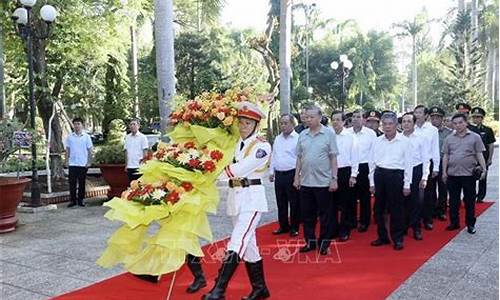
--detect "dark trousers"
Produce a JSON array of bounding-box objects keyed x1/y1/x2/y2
[
  {"x1": 422, "y1": 160, "x2": 435, "y2": 225},
  {"x1": 405, "y1": 164, "x2": 424, "y2": 230},
  {"x1": 274, "y1": 169, "x2": 300, "y2": 232},
  {"x1": 127, "y1": 168, "x2": 141, "y2": 184},
  {"x1": 69, "y1": 166, "x2": 87, "y2": 205},
  {"x1": 447, "y1": 176, "x2": 477, "y2": 227},
  {"x1": 434, "y1": 161, "x2": 448, "y2": 216},
  {"x1": 300, "y1": 186, "x2": 332, "y2": 250},
  {"x1": 332, "y1": 167, "x2": 353, "y2": 237},
  {"x1": 354, "y1": 163, "x2": 371, "y2": 227},
  {"x1": 477, "y1": 166, "x2": 488, "y2": 201},
  {"x1": 374, "y1": 168, "x2": 405, "y2": 244}
]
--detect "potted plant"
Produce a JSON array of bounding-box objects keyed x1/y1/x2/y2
[
  {"x1": 95, "y1": 119, "x2": 128, "y2": 199},
  {"x1": 0, "y1": 118, "x2": 31, "y2": 233}
]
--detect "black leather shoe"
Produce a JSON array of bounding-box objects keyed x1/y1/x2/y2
[
  {"x1": 338, "y1": 234, "x2": 349, "y2": 242},
  {"x1": 446, "y1": 224, "x2": 460, "y2": 231},
  {"x1": 476, "y1": 199, "x2": 484, "y2": 203},
  {"x1": 413, "y1": 230, "x2": 423, "y2": 241},
  {"x1": 357, "y1": 225, "x2": 368, "y2": 232},
  {"x1": 202, "y1": 251, "x2": 240, "y2": 300},
  {"x1": 319, "y1": 248, "x2": 329, "y2": 255},
  {"x1": 133, "y1": 274, "x2": 159, "y2": 283},
  {"x1": 437, "y1": 214, "x2": 447, "y2": 221},
  {"x1": 272, "y1": 228, "x2": 289, "y2": 235},
  {"x1": 393, "y1": 242, "x2": 404, "y2": 251},
  {"x1": 78, "y1": 203, "x2": 86, "y2": 207},
  {"x1": 423, "y1": 223, "x2": 433, "y2": 231},
  {"x1": 299, "y1": 245, "x2": 316, "y2": 253},
  {"x1": 67, "y1": 202, "x2": 76, "y2": 208},
  {"x1": 289, "y1": 230, "x2": 299, "y2": 237},
  {"x1": 370, "y1": 239, "x2": 390, "y2": 247},
  {"x1": 467, "y1": 226, "x2": 476, "y2": 234}
]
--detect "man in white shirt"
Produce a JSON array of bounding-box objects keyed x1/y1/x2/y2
[
  {"x1": 401, "y1": 113, "x2": 430, "y2": 241},
  {"x1": 65, "y1": 117, "x2": 93, "y2": 207},
  {"x1": 347, "y1": 109, "x2": 377, "y2": 232},
  {"x1": 331, "y1": 111, "x2": 358, "y2": 241},
  {"x1": 124, "y1": 119, "x2": 149, "y2": 183},
  {"x1": 369, "y1": 111, "x2": 412, "y2": 251},
  {"x1": 269, "y1": 114, "x2": 300, "y2": 237},
  {"x1": 414, "y1": 105, "x2": 440, "y2": 231}
]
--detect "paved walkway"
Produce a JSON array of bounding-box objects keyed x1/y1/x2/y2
[{"x1": 1, "y1": 151, "x2": 498, "y2": 300}]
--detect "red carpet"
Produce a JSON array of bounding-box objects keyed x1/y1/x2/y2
[{"x1": 54, "y1": 202, "x2": 493, "y2": 300}]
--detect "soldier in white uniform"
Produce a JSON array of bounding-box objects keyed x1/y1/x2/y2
[{"x1": 203, "y1": 101, "x2": 271, "y2": 300}]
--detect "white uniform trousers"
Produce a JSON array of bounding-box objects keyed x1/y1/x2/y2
[{"x1": 227, "y1": 211, "x2": 262, "y2": 262}]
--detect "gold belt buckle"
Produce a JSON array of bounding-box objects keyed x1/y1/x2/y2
[{"x1": 230, "y1": 178, "x2": 242, "y2": 187}]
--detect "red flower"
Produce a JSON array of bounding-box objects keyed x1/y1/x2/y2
[
  {"x1": 184, "y1": 141, "x2": 196, "y2": 149},
  {"x1": 166, "y1": 191, "x2": 180, "y2": 203},
  {"x1": 202, "y1": 161, "x2": 216, "y2": 172},
  {"x1": 210, "y1": 150, "x2": 223, "y2": 161},
  {"x1": 188, "y1": 159, "x2": 200, "y2": 168},
  {"x1": 181, "y1": 182, "x2": 193, "y2": 192}
]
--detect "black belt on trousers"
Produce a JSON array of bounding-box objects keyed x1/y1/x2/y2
[
  {"x1": 275, "y1": 169, "x2": 295, "y2": 175},
  {"x1": 229, "y1": 178, "x2": 262, "y2": 188}
]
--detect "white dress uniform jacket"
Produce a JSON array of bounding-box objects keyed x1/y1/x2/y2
[{"x1": 219, "y1": 134, "x2": 272, "y2": 216}]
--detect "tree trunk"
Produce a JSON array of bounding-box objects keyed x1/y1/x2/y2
[
  {"x1": 471, "y1": 0, "x2": 479, "y2": 43},
  {"x1": 412, "y1": 36, "x2": 417, "y2": 107},
  {"x1": 494, "y1": 47, "x2": 499, "y2": 120},
  {"x1": 279, "y1": 0, "x2": 291, "y2": 114},
  {"x1": 32, "y1": 28, "x2": 65, "y2": 179},
  {"x1": 130, "y1": 25, "x2": 139, "y2": 118},
  {"x1": 458, "y1": 0, "x2": 465, "y2": 12},
  {"x1": 0, "y1": 25, "x2": 5, "y2": 118},
  {"x1": 154, "y1": 0, "x2": 175, "y2": 138}
]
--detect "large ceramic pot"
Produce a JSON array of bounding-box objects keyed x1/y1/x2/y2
[
  {"x1": 98, "y1": 164, "x2": 129, "y2": 199},
  {"x1": 0, "y1": 177, "x2": 31, "y2": 233}
]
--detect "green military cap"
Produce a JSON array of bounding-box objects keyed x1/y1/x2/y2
[
  {"x1": 429, "y1": 106, "x2": 445, "y2": 117},
  {"x1": 471, "y1": 107, "x2": 486, "y2": 117}
]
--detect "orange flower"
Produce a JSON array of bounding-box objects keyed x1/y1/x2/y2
[
  {"x1": 184, "y1": 141, "x2": 196, "y2": 149},
  {"x1": 166, "y1": 191, "x2": 180, "y2": 203},
  {"x1": 210, "y1": 150, "x2": 223, "y2": 161},
  {"x1": 188, "y1": 158, "x2": 200, "y2": 168}
]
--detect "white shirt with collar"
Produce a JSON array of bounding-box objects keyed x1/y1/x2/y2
[
  {"x1": 269, "y1": 130, "x2": 298, "y2": 175},
  {"x1": 65, "y1": 132, "x2": 93, "y2": 167},
  {"x1": 404, "y1": 131, "x2": 430, "y2": 180},
  {"x1": 369, "y1": 132, "x2": 413, "y2": 189},
  {"x1": 415, "y1": 121, "x2": 440, "y2": 173},
  {"x1": 333, "y1": 127, "x2": 359, "y2": 177},
  {"x1": 124, "y1": 131, "x2": 149, "y2": 169},
  {"x1": 346, "y1": 126, "x2": 376, "y2": 164}
]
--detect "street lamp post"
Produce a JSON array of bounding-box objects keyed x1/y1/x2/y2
[
  {"x1": 12, "y1": 0, "x2": 57, "y2": 207},
  {"x1": 330, "y1": 54, "x2": 353, "y2": 112}
]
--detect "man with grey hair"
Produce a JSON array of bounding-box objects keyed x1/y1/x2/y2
[
  {"x1": 270, "y1": 113, "x2": 301, "y2": 237},
  {"x1": 369, "y1": 111, "x2": 412, "y2": 251},
  {"x1": 294, "y1": 105, "x2": 339, "y2": 255}
]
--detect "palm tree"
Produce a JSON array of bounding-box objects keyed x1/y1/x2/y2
[
  {"x1": 279, "y1": 0, "x2": 292, "y2": 114},
  {"x1": 393, "y1": 16, "x2": 428, "y2": 107},
  {"x1": 154, "y1": 0, "x2": 175, "y2": 137}
]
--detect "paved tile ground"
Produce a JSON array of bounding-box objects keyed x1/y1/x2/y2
[{"x1": 1, "y1": 150, "x2": 498, "y2": 300}]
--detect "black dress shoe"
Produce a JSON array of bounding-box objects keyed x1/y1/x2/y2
[
  {"x1": 133, "y1": 274, "x2": 159, "y2": 283},
  {"x1": 78, "y1": 203, "x2": 86, "y2": 207},
  {"x1": 437, "y1": 214, "x2": 447, "y2": 221},
  {"x1": 467, "y1": 226, "x2": 476, "y2": 234},
  {"x1": 413, "y1": 230, "x2": 423, "y2": 241},
  {"x1": 338, "y1": 234, "x2": 349, "y2": 242},
  {"x1": 370, "y1": 239, "x2": 390, "y2": 247},
  {"x1": 289, "y1": 230, "x2": 299, "y2": 237},
  {"x1": 393, "y1": 242, "x2": 404, "y2": 251},
  {"x1": 67, "y1": 202, "x2": 76, "y2": 208},
  {"x1": 319, "y1": 248, "x2": 329, "y2": 255},
  {"x1": 423, "y1": 223, "x2": 433, "y2": 231},
  {"x1": 299, "y1": 245, "x2": 316, "y2": 253},
  {"x1": 446, "y1": 224, "x2": 460, "y2": 231},
  {"x1": 272, "y1": 228, "x2": 290, "y2": 235},
  {"x1": 476, "y1": 199, "x2": 484, "y2": 203},
  {"x1": 357, "y1": 225, "x2": 368, "y2": 233}
]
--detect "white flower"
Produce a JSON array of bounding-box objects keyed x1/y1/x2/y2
[
  {"x1": 187, "y1": 148, "x2": 199, "y2": 157},
  {"x1": 151, "y1": 189, "x2": 166, "y2": 200},
  {"x1": 177, "y1": 152, "x2": 191, "y2": 164}
]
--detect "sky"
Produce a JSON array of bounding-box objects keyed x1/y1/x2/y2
[{"x1": 221, "y1": 0, "x2": 458, "y2": 70}]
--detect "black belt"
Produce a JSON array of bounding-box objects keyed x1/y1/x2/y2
[
  {"x1": 229, "y1": 178, "x2": 262, "y2": 188},
  {"x1": 275, "y1": 169, "x2": 295, "y2": 175}
]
